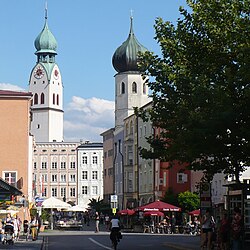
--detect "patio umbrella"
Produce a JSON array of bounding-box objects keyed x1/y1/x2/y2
[
  {"x1": 189, "y1": 209, "x2": 200, "y2": 216},
  {"x1": 42, "y1": 197, "x2": 71, "y2": 230},
  {"x1": 6, "y1": 205, "x2": 19, "y2": 211},
  {"x1": 42, "y1": 197, "x2": 71, "y2": 209},
  {"x1": 117, "y1": 209, "x2": 135, "y2": 216},
  {"x1": 138, "y1": 200, "x2": 181, "y2": 212},
  {"x1": 0, "y1": 209, "x2": 19, "y2": 216},
  {"x1": 117, "y1": 209, "x2": 135, "y2": 228},
  {"x1": 144, "y1": 211, "x2": 164, "y2": 217},
  {"x1": 66, "y1": 205, "x2": 86, "y2": 212}
]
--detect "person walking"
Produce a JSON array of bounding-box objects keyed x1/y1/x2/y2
[
  {"x1": 170, "y1": 215, "x2": 176, "y2": 234},
  {"x1": 105, "y1": 214, "x2": 110, "y2": 230},
  {"x1": 30, "y1": 215, "x2": 38, "y2": 241},
  {"x1": 5, "y1": 213, "x2": 12, "y2": 224},
  {"x1": 95, "y1": 212, "x2": 100, "y2": 233},
  {"x1": 201, "y1": 209, "x2": 215, "y2": 250},
  {"x1": 13, "y1": 215, "x2": 21, "y2": 241},
  {"x1": 231, "y1": 207, "x2": 243, "y2": 250},
  {"x1": 219, "y1": 213, "x2": 230, "y2": 250},
  {"x1": 36, "y1": 215, "x2": 41, "y2": 236}
]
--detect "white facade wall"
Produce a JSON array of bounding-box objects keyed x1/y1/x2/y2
[
  {"x1": 212, "y1": 169, "x2": 250, "y2": 206},
  {"x1": 211, "y1": 173, "x2": 228, "y2": 206},
  {"x1": 28, "y1": 135, "x2": 34, "y2": 202},
  {"x1": 138, "y1": 112, "x2": 154, "y2": 202},
  {"x1": 115, "y1": 72, "x2": 151, "y2": 128},
  {"x1": 32, "y1": 142, "x2": 80, "y2": 204},
  {"x1": 77, "y1": 144, "x2": 103, "y2": 209}
]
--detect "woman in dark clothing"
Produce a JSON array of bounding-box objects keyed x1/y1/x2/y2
[{"x1": 219, "y1": 213, "x2": 230, "y2": 250}]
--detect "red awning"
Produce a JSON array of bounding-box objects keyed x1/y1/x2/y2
[
  {"x1": 189, "y1": 209, "x2": 200, "y2": 216},
  {"x1": 138, "y1": 200, "x2": 181, "y2": 212},
  {"x1": 117, "y1": 209, "x2": 135, "y2": 216},
  {"x1": 144, "y1": 211, "x2": 164, "y2": 217}
]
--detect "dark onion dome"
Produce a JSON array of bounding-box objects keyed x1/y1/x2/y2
[
  {"x1": 112, "y1": 17, "x2": 147, "y2": 73},
  {"x1": 34, "y1": 12, "x2": 57, "y2": 55}
]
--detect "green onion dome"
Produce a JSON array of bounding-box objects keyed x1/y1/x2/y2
[
  {"x1": 34, "y1": 17, "x2": 57, "y2": 55},
  {"x1": 112, "y1": 17, "x2": 147, "y2": 73}
]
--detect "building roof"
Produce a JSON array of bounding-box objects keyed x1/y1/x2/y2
[
  {"x1": 100, "y1": 127, "x2": 115, "y2": 136},
  {"x1": 0, "y1": 90, "x2": 32, "y2": 98},
  {"x1": 0, "y1": 178, "x2": 22, "y2": 196},
  {"x1": 112, "y1": 16, "x2": 147, "y2": 73},
  {"x1": 77, "y1": 142, "x2": 103, "y2": 149}
]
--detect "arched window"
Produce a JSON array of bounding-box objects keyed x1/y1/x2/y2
[
  {"x1": 130, "y1": 121, "x2": 133, "y2": 134},
  {"x1": 57, "y1": 94, "x2": 59, "y2": 105},
  {"x1": 34, "y1": 93, "x2": 38, "y2": 105},
  {"x1": 53, "y1": 94, "x2": 55, "y2": 105},
  {"x1": 132, "y1": 82, "x2": 137, "y2": 93},
  {"x1": 143, "y1": 83, "x2": 146, "y2": 94},
  {"x1": 41, "y1": 93, "x2": 45, "y2": 104},
  {"x1": 126, "y1": 123, "x2": 129, "y2": 136},
  {"x1": 121, "y1": 82, "x2": 125, "y2": 94}
]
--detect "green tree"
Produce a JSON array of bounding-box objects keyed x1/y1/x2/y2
[
  {"x1": 88, "y1": 197, "x2": 109, "y2": 213},
  {"x1": 137, "y1": 0, "x2": 250, "y2": 182},
  {"x1": 162, "y1": 188, "x2": 178, "y2": 206},
  {"x1": 178, "y1": 191, "x2": 200, "y2": 212}
]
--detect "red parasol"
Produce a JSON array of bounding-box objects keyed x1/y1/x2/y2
[
  {"x1": 144, "y1": 211, "x2": 164, "y2": 217},
  {"x1": 117, "y1": 209, "x2": 135, "y2": 216},
  {"x1": 188, "y1": 209, "x2": 200, "y2": 216},
  {"x1": 138, "y1": 200, "x2": 181, "y2": 212}
]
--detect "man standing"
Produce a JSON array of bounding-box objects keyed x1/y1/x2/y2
[{"x1": 171, "y1": 215, "x2": 176, "y2": 234}]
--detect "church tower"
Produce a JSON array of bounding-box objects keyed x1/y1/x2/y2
[
  {"x1": 29, "y1": 7, "x2": 63, "y2": 142},
  {"x1": 112, "y1": 16, "x2": 151, "y2": 129}
]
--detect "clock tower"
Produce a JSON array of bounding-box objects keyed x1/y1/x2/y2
[{"x1": 29, "y1": 8, "x2": 63, "y2": 142}]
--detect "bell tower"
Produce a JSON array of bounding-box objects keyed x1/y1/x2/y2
[
  {"x1": 112, "y1": 16, "x2": 151, "y2": 129},
  {"x1": 29, "y1": 7, "x2": 63, "y2": 142}
]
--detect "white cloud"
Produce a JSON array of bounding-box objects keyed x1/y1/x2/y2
[
  {"x1": 0, "y1": 83, "x2": 114, "y2": 143},
  {"x1": 64, "y1": 96, "x2": 114, "y2": 142},
  {"x1": 0, "y1": 83, "x2": 25, "y2": 91}
]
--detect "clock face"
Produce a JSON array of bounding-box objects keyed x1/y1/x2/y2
[
  {"x1": 34, "y1": 66, "x2": 45, "y2": 79},
  {"x1": 54, "y1": 69, "x2": 59, "y2": 80}
]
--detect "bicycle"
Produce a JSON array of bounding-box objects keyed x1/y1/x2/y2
[{"x1": 110, "y1": 228, "x2": 121, "y2": 250}]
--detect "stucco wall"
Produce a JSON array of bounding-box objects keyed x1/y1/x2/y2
[{"x1": 0, "y1": 97, "x2": 31, "y2": 197}]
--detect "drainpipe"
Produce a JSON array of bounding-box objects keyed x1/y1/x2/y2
[
  {"x1": 153, "y1": 127, "x2": 156, "y2": 202},
  {"x1": 136, "y1": 116, "x2": 140, "y2": 208},
  {"x1": 113, "y1": 142, "x2": 117, "y2": 196},
  {"x1": 118, "y1": 139, "x2": 124, "y2": 209}
]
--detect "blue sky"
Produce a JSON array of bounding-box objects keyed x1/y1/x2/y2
[{"x1": 0, "y1": 0, "x2": 188, "y2": 142}]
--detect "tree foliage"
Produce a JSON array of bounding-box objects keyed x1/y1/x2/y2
[
  {"x1": 137, "y1": 0, "x2": 250, "y2": 182},
  {"x1": 162, "y1": 187, "x2": 178, "y2": 206},
  {"x1": 88, "y1": 197, "x2": 108, "y2": 213},
  {"x1": 178, "y1": 191, "x2": 200, "y2": 212}
]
